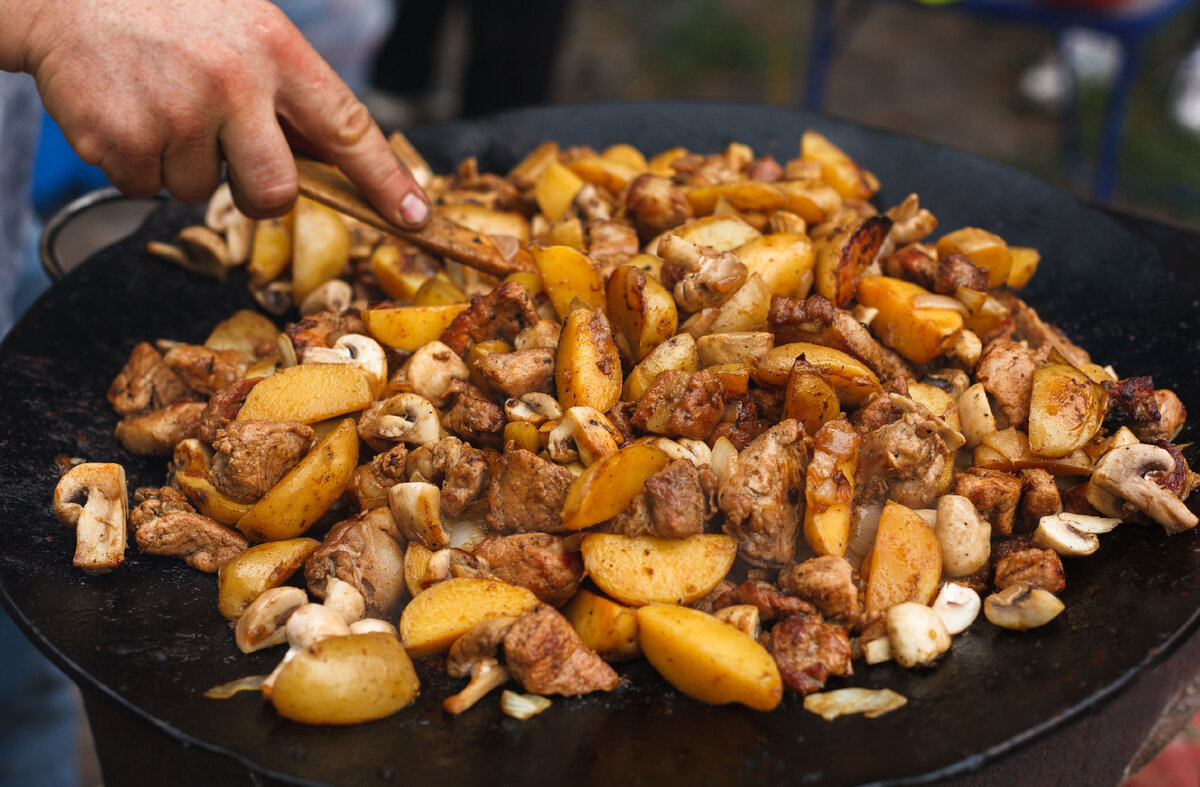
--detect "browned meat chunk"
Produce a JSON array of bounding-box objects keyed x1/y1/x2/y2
[
  {"x1": 487, "y1": 448, "x2": 575, "y2": 534},
  {"x1": 719, "y1": 419, "x2": 810, "y2": 565},
  {"x1": 197, "y1": 377, "x2": 261, "y2": 445},
  {"x1": 405, "y1": 436, "x2": 489, "y2": 517},
  {"x1": 475, "y1": 533, "x2": 584, "y2": 607},
  {"x1": 709, "y1": 393, "x2": 765, "y2": 450},
  {"x1": 609, "y1": 459, "x2": 709, "y2": 539},
  {"x1": 305, "y1": 512, "x2": 407, "y2": 618},
  {"x1": 115, "y1": 402, "x2": 207, "y2": 456},
  {"x1": 778, "y1": 556, "x2": 860, "y2": 621},
  {"x1": 770, "y1": 614, "x2": 853, "y2": 695},
  {"x1": 1001, "y1": 294, "x2": 1091, "y2": 367},
  {"x1": 955, "y1": 467, "x2": 1022, "y2": 537},
  {"x1": 1062, "y1": 483, "x2": 1101, "y2": 516},
  {"x1": 1138, "y1": 389, "x2": 1187, "y2": 443},
  {"x1": 1103, "y1": 376, "x2": 1159, "y2": 433},
  {"x1": 503, "y1": 605, "x2": 619, "y2": 695},
  {"x1": 442, "y1": 392, "x2": 505, "y2": 449},
  {"x1": 669, "y1": 146, "x2": 750, "y2": 187},
  {"x1": 749, "y1": 154, "x2": 784, "y2": 182},
  {"x1": 162, "y1": 345, "x2": 250, "y2": 397},
  {"x1": 850, "y1": 382, "x2": 905, "y2": 433},
  {"x1": 132, "y1": 509, "x2": 248, "y2": 573},
  {"x1": 209, "y1": 420, "x2": 314, "y2": 503},
  {"x1": 712, "y1": 580, "x2": 817, "y2": 621},
  {"x1": 975, "y1": 341, "x2": 1035, "y2": 428},
  {"x1": 625, "y1": 173, "x2": 693, "y2": 241},
  {"x1": 876, "y1": 345, "x2": 918, "y2": 384},
  {"x1": 883, "y1": 244, "x2": 937, "y2": 287},
  {"x1": 1017, "y1": 468, "x2": 1061, "y2": 531},
  {"x1": 474, "y1": 348, "x2": 555, "y2": 398},
  {"x1": 439, "y1": 281, "x2": 540, "y2": 357},
  {"x1": 933, "y1": 253, "x2": 990, "y2": 294},
  {"x1": 285, "y1": 309, "x2": 366, "y2": 355},
  {"x1": 587, "y1": 219, "x2": 639, "y2": 273},
  {"x1": 1150, "y1": 441, "x2": 1199, "y2": 500},
  {"x1": 768, "y1": 294, "x2": 884, "y2": 375},
  {"x1": 854, "y1": 395, "x2": 951, "y2": 509},
  {"x1": 994, "y1": 547, "x2": 1065, "y2": 594},
  {"x1": 631, "y1": 369, "x2": 725, "y2": 441},
  {"x1": 348, "y1": 444, "x2": 408, "y2": 510},
  {"x1": 130, "y1": 486, "x2": 195, "y2": 528},
  {"x1": 108, "y1": 342, "x2": 196, "y2": 415},
  {"x1": 991, "y1": 534, "x2": 1035, "y2": 564}
]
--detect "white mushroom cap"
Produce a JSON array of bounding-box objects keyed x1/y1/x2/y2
[
  {"x1": 1089, "y1": 444, "x2": 1199, "y2": 533},
  {"x1": 286, "y1": 603, "x2": 352, "y2": 650},
  {"x1": 361, "y1": 393, "x2": 441, "y2": 447},
  {"x1": 934, "y1": 495, "x2": 991, "y2": 578},
  {"x1": 303, "y1": 333, "x2": 388, "y2": 397},
  {"x1": 885, "y1": 603, "x2": 951, "y2": 668},
  {"x1": 404, "y1": 341, "x2": 469, "y2": 407},
  {"x1": 323, "y1": 577, "x2": 366, "y2": 625},
  {"x1": 1032, "y1": 513, "x2": 1120, "y2": 557},
  {"x1": 52, "y1": 463, "x2": 128, "y2": 574},
  {"x1": 983, "y1": 584, "x2": 1064, "y2": 630},
  {"x1": 503, "y1": 392, "x2": 563, "y2": 425},
  {"x1": 234, "y1": 586, "x2": 308, "y2": 653},
  {"x1": 348, "y1": 618, "x2": 399, "y2": 638},
  {"x1": 931, "y1": 583, "x2": 981, "y2": 635},
  {"x1": 298, "y1": 279, "x2": 353, "y2": 317},
  {"x1": 389, "y1": 482, "x2": 450, "y2": 549},
  {"x1": 547, "y1": 407, "x2": 622, "y2": 466}
]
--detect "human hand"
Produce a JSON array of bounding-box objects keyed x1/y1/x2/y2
[{"x1": 4, "y1": 0, "x2": 428, "y2": 226}]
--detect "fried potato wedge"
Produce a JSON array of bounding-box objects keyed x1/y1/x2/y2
[
  {"x1": 637, "y1": 604, "x2": 782, "y2": 711},
  {"x1": 533, "y1": 244, "x2": 605, "y2": 320},
  {"x1": 937, "y1": 228, "x2": 1011, "y2": 289},
  {"x1": 1028, "y1": 364, "x2": 1106, "y2": 459},
  {"x1": 734, "y1": 232, "x2": 816, "y2": 299},
  {"x1": 564, "y1": 588, "x2": 641, "y2": 661},
  {"x1": 362, "y1": 303, "x2": 471, "y2": 352},
  {"x1": 236, "y1": 364, "x2": 373, "y2": 423},
  {"x1": 607, "y1": 264, "x2": 679, "y2": 362},
  {"x1": 175, "y1": 472, "x2": 254, "y2": 527},
  {"x1": 399, "y1": 577, "x2": 539, "y2": 658},
  {"x1": 856, "y1": 276, "x2": 963, "y2": 365},
  {"x1": 813, "y1": 216, "x2": 890, "y2": 308},
  {"x1": 247, "y1": 214, "x2": 294, "y2": 286},
  {"x1": 670, "y1": 214, "x2": 762, "y2": 253},
  {"x1": 556, "y1": 306, "x2": 622, "y2": 411},
  {"x1": 204, "y1": 310, "x2": 279, "y2": 358},
  {"x1": 801, "y1": 130, "x2": 880, "y2": 199},
  {"x1": 864, "y1": 501, "x2": 942, "y2": 613},
  {"x1": 292, "y1": 197, "x2": 351, "y2": 302},
  {"x1": 753, "y1": 342, "x2": 881, "y2": 406},
  {"x1": 217, "y1": 537, "x2": 319, "y2": 619},
  {"x1": 581, "y1": 533, "x2": 737, "y2": 606},
  {"x1": 803, "y1": 419, "x2": 859, "y2": 558},
  {"x1": 534, "y1": 160, "x2": 584, "y2": 223},
  {"x1": 271, "y1": 633, "x2": 419, "y2": 725},
  {"x1": 236, "y1": 419, "x2": 359, "y2": 541},
  {"x1": 623, "y1": 333, "x2": 699, "y2": 401},
  {"x1": 561, "y1": 443, "x2": 671, "y2": 531},
  {"x1": 684, "y1": 181, "x2": 788, "y2": 216}
]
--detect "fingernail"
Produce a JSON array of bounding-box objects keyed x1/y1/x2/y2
[{"x1": 399, "y1": 193, "x2": 429, "y2": 226}]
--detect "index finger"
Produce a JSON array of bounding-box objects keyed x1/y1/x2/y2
[{"x1": 275, "y1": 43, "x2": 430, "y2": 229}]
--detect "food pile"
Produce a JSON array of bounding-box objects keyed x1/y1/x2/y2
[{"x1": 53, "y1": 130, "x2": 1198, "y2": 724}]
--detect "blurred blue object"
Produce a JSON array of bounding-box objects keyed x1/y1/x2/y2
[{"x1": 31, "y1": 111, "x2": 109, "y2": 221}]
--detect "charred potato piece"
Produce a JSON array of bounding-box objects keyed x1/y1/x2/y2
[
  {"x1": 556, "y1": 306, "x2": 623, "y2": 411},
  {"x1": 813, "y1": 215, "x2": 891, "y2": 308},
  {"x1": 607, "y1": 265, "x2": 679, "y2": 362}
]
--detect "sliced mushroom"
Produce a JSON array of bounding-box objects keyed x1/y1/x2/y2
[
  {"x1": 983, "y1": 583, "x2": 1064, "y2": 630},
  {"x1": 713, "y1": 604, "x2": 761, "y2": 640},
  {"x1": 389, "y1": 482, "x2": 450, "y2": 549},
  {"x1": 404, "y1": 341, "x2": 469, "y2": 407},
  {"x1": 204, "y1": 184, "x2": 253, "y2": 265},
  {"x1": 885, "y1": 602, "x2": 951, "y2": 668},
  {"x1": 323, "y1": 577, "x2": 366, "y2": 625},
  {"x1": 359, "y1": 393, "x2": 441, "y2": 450},
  {"x1": 503, "y1": 392, "x2": 563, "y2": 426},
  {"x1": 252, "y1": 281, "x2": 294, "y2": 316},
  {"x1": 443, "y1": 616, "x2": 518, "y2": 714},
  {"x1": 957, "y1": 383, "x2": 997, "y2": 449},
  {"x1": 177, "y1": 226, "x2": 233, "y2": 278},
  {"x1": 302, "y1": 333, "x2": 388, "y2": 396},
  {"x1": 1032, "y1": 512, "x2": 1120, "y2": 557},
  {"x1": 889, "y1": 393, "x2": 965, "y2": 452},
  {"x1": 52, "y1": 463, "x2": 129, "y2": 574},
  {"x1": 547, "y1": 407, "x2": 622, "y2": 466},
  {"x1": 1088, "y1": 444, "x2": 1199, "y2": 533},
  {"x1": 261, "y1": 602, "x2": 352, "y2": 699},
  {"x1": 934, "y1": 495, "x2": 991, "y2": 578},
  {"x1": 349, "y1": 618, "x2": 399, "y2": 638},
  {"x1": 298, "y1": 279, "x2": 353, "y2": 316},
  {"x1": 930, "y1": 582, "x2": 981, "y2": 635},
  {"x1": 234, "y1": 586, "x2": 308, "y2": 653}
]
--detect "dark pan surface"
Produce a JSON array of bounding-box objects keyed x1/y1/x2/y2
[{"x1": 2, "y1": 102, "x2": 1199, "y2": 786}]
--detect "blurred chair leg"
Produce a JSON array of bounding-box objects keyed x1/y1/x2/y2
[
  {"x1": 1093, "y1": 39, "x2": 1138, "y2": 201},
  {"x1": 805, "y1": 0, "x2": 838, "y2": 111}
]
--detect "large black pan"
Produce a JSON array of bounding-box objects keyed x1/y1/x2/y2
[{"x1": 2, "y1": 102, "x2": 1198, "y2": 786}]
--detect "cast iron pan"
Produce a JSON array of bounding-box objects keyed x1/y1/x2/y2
[{"x1": 2, "y1": 102, "x2": 1198, "y2": 786}]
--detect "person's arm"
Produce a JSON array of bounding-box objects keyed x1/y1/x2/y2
[{"x1": 0, "y1": 0, "x2": 428, "y2": 226}]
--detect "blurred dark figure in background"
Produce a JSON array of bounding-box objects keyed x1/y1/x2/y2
[{"x1": 370, "y1": 0, "x2": 572, "y2": 122}]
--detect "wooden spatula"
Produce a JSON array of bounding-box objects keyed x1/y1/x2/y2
[{"x1": 295, "y1": 156, "x2": 534, "y2": 276}]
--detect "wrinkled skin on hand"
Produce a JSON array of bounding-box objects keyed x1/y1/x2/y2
[{"x1": 2, "y1": 0, "x2": 428, "y2": 225}]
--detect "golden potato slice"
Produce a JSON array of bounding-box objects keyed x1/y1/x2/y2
[
  {"x1": 734, "y1": 232, "x2": 816, "y2": 299},
  {"x1": 292, "y1": 197, "x2": 350, "y2": 302},
  {"x1": 399, "y1": 577, "x2": 539, "y2": 658},
  {"x1": 508, "y1": 140, "x2": 560, "y2": 190},
  {"x1": 709, "y1": 273, "x2": 772, "y2": 334},
  {"x1": 1007, "y1": 246, "x2": 1040, "y2": 289},
  {"x1": 534, "y1": 160, "x2": 585, "y2": 222},
  {"x1": 563, "y1": 588, "x2": 641, "y2": 661},
  {"x1": 813, "y1": 216, "x2": 890, "y2": 308},
  {"x1": 413, "y1": 275, "x2": 468, "y2": 306},
  {"x1": 438, "y1": 203, "x2": 531, "y2": 243},
  {"x1": 236, "y1": 364, "x2": 373, "y2": 424},
  {"x1": 803, "y1": 418, "x2": 859, "y2": 558},
  {"x1": 937, "y1": 227, "x2": 1011, "y2": 289},
  {"x1": 753, "y1": 342, "x2": 881, "y2": 406},
  {"x1": 236, "y1": 419, "x2": 359, "y2": 541},
  {"x1": 581, "y1": 533, "x2": 737, "y2": 606},
  {"x1": 1028, "y1": 364, "x2": 1106, "y2": 459},
  {"x1": 602, "y1": 143, "x2": 649, "y2": 171},
  {"x1": 362, "y1": 303, "x2": 470, "y2": 352},
  {"x1": 556, "y1": 306, "x2": 622, "y2": 411},
  {"x1": 217, "y1": 537, "x2": 319, "y2": 619},
  {"x1": 369, "y1": 244, "x2": 428, "y2": 301},
  {"x1": 647, "y1": 146, "x2": 689, "y2": 176},
  {"x1": 671, "y1": 214, "x2": 762, "y2": 253},
  {"x1": 784, "y1": 359, "x2": 841, "y2": 435},
  {"x1": 204, "y1": 310, "x2": 279, "y2": 358},
  {"x1": 503, "y1": 270, "x2": 545, "y2": 296},
  {"x1": 801, "y1": 130, "x2": 880, "y2": 199},
  {"x1": 623, "y1": 333, "x2": 699, "y2": 401},
  {"x1": 607, "y1": 265, "x2": 679, "y2": 362},
  {"x1": 271, "y1": 633, "x2": 419, "y2": 725},
  {"x1": 684, "y1": 181, "x2": 788, "y2": 216},
  {"x1": 404, "y1": 542, "x2": 434, "y2": 598},
  {"x1": 546, "y1": 216, "x2": 586, "y2": 250},
  {"x1": 247, "y1": 213, "x2": 293, "y2": 286},
  {"x1": 637, "y1": 604, "x2": 782, "y2": 711},
  {"x1": 175, "y1": 472, "x2": 254, "y2": 527},
  {"x1": 707, "y1": 362, "x2": 751, "y2": 396},
  {"x1": 532, "y1": 245, "x2": 605, "y2": 320},
  {"x1": 561, "y1": 443, "x2": 671, "y2": 531},
  {"x1": 864, "y1": 502, "x2": 942, "y2": 613},
  {"x1": 773, "y1": 179, "x2": 842, "y2": 224},
  {"x1": 567, "y1": 155, "x2": 641, "y2": 195},
  {"x1": 856, "y1": 276, "x2": 963, "y2": 365}
]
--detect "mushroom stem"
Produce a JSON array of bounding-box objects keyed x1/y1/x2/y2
[{"x1": 443, "y1": 660, "x2": 510, "y2": 714}]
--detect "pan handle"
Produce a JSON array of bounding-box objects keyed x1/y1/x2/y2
[{"x1": 39, "y1": 188, "x2": 166, "y2": 281}]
